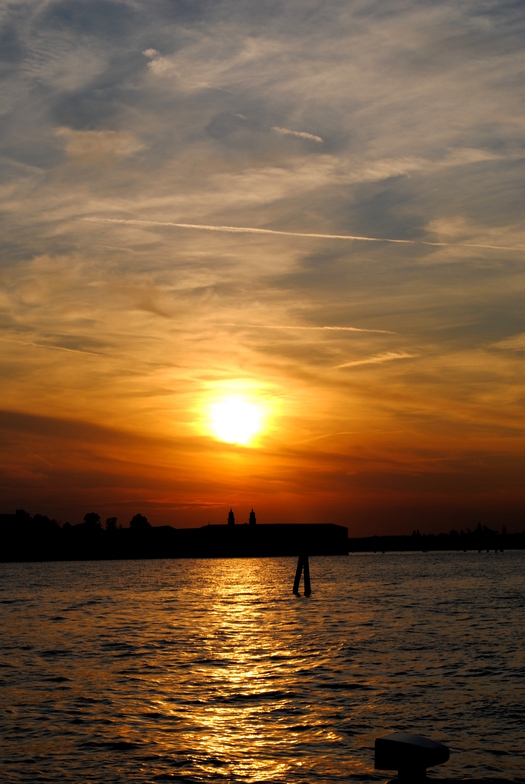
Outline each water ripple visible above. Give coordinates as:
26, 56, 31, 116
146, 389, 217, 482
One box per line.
1, 553, 524, 783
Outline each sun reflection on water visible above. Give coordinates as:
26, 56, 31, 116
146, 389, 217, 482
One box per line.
152, 558, 349, 782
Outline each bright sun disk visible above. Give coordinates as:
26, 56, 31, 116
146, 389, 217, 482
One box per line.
211, 397, 263, 445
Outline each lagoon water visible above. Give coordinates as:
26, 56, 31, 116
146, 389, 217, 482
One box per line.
1, 553, 524, 783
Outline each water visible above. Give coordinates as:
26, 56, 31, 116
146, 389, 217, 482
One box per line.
1, 553, 524, 783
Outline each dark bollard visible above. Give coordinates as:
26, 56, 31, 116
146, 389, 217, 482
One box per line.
293, 555, 302, 594
293, 554, 311, 596
375, 732, 450, 783
303, 555, 311, 596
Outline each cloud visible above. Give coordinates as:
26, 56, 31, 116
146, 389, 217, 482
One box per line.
0, 336, 105, 357
336, 352, 417, 369
125, 498, 226, 509
424, 217, 525, 252
143, 48, 179, 77
223, 323, 394, 334
271, 126, 323, 143
492, 333, 525, 352
56, 128, 145, 159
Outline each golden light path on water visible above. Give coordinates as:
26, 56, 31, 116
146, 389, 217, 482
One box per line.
148, 558, 352, 782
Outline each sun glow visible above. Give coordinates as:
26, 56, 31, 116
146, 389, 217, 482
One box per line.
211, 396, 263, 445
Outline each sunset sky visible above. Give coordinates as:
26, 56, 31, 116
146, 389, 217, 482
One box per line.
1, 0, 524, 533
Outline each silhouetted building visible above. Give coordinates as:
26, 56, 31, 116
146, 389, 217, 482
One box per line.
227, 509, 235, 526
249, 509, 256, 526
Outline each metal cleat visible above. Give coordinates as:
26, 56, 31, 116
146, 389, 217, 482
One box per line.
375, 732, 450, 783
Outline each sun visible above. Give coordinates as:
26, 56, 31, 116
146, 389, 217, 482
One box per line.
211, 396, 263, 445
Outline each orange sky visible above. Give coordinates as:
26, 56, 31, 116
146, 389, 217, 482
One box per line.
1, 1, 524, 533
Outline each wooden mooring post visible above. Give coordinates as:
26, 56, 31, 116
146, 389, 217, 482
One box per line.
293, 554, 311, 596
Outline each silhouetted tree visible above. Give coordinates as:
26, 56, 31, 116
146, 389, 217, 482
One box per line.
83, 512, 101, 528
130, 513, 151, 532
33, 514, 60, 534
249, 509, 256, 526
227, 509, 235, 526
106, 516, 117, 532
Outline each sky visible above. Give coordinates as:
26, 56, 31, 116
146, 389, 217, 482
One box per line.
1, 0, 524, 534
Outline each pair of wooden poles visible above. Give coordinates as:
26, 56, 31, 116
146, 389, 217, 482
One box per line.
293, 554, 311, 596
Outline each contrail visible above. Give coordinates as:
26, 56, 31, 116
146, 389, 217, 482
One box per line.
223, 323, 394, 334
84, 217, 412, 244
421, 240, 524, 252
336, 351, 417, 368
0, 335, 103, 356
29, 451, 54, 468
84, 217, 525, 252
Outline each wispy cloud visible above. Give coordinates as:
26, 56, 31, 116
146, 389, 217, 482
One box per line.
223, 323, 394, 334
56, 128, 145, 159
0, 336, 104, 357
29, 451, 54, 468
421, 240, 525, 252
336, 352, 417, 369
492, 333, 525, 351
271, 126, 323, 143
119, 498, 225, 508
143, 48, 180, 77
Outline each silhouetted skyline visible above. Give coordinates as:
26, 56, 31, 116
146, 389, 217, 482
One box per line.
2, 508, 522, 563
